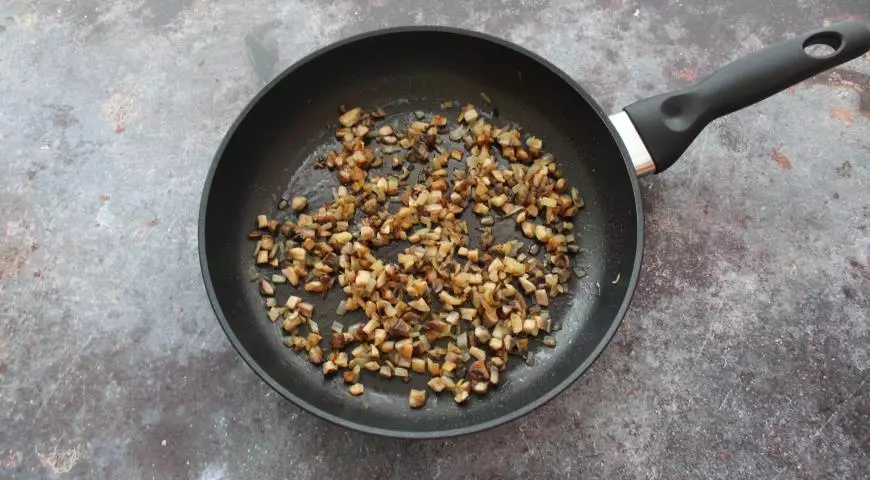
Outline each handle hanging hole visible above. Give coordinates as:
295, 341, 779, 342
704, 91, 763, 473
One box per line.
803, 32, 843, 58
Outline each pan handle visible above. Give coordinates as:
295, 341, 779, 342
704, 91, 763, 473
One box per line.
619, 20, 870, 174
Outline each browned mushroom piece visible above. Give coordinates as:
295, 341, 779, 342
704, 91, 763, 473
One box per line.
409, 389, 427, 408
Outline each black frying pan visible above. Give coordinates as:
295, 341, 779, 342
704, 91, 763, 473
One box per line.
200, 22, 870, 438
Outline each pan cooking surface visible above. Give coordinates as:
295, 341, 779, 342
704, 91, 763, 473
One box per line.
200, 28, 643, 437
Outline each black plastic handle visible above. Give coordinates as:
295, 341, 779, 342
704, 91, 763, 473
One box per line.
623, 21, 870, 173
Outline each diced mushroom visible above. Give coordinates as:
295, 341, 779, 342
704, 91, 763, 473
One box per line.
364, 361, 380, 372
339, 108, 362, 127
515, 277, 534, 295
521, 222, 535, 238
535, 289, 549, 306
256, 250, 269, 265
504, 257, 525, 276
411, 357, 426, 373
409, 389, 427, 408
427, 377, 447, 393
409, 298, 430, 312
297, 302, 314, 318
322, 361, 338, 375
308, 346, 323, 364
462, 108, 479, 123
469, 346, 486, 361
285, 295, 303, 309
291, 196, 308, 212
304, 281, 326, 293
348, 383, 365, 395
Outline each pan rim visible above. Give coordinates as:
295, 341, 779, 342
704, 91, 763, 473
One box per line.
198, 25, 645, 439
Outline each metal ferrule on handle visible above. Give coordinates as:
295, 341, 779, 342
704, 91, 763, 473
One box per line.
609, 112, 655, 177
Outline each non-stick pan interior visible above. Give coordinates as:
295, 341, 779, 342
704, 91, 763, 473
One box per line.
201, 28, 641, 437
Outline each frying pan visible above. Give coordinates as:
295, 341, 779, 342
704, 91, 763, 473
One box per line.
200, 21, 870, 438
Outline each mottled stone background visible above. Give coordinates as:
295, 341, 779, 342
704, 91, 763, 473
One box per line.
0, 0, 867, 478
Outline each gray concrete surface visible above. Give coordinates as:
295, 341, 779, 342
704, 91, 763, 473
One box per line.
1, 0, 868, 478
